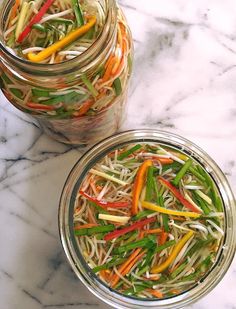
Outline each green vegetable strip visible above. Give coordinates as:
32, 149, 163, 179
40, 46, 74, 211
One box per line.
81, 74, 98, 97
132, 209, 154, 221
152, 177, 170, 232
49, 18, 74, 25
1, 73, 23, 98
189, 167, 205, 182
32, 24, 47, 33
89, 201, 109, 214
122, 231, 139, 245
154, 240, 176, 254
113, 77, 122, 96
171, 260, 188, 278
74, 224, 114, 236
116, 231, 137, 243
145, 166, 154, 201
180, 271, 200, 282
197, 167, 223, 211
137, 265, 149, 276
40, 91, 84, 105
124, 285, 146, 295
117, 144, 142, 160
137, 248, 155, 275
192, 191, 210, 215
114, 238, 150, 254
196, 254, 212, 272
92, 257, 126, 273
71, 0, 84, 27
188, 239, 212, 257
172, 159, 192, 186
32, 88, 50, 97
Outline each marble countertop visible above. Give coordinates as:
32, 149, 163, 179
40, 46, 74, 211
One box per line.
0, 0, 235, 308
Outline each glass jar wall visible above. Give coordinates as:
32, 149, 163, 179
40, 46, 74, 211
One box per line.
0, 0, 133, 145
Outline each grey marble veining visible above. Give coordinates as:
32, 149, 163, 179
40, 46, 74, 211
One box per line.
0, 1, 235, 308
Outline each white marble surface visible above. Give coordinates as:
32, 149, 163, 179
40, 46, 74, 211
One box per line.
0, 0, 236, 308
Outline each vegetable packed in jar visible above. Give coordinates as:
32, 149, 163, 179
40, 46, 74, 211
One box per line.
0, 0, 133, 145
73, 142, 225, 299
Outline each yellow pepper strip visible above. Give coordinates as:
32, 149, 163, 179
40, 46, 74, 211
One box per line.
27, 16, 96, 62
141, 201, 201, 219
151, 230, 194, 274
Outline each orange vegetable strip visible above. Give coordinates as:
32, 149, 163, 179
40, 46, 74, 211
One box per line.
132, 159, 153, 215
9, 0, 20, 24
74, 223, 98, 230
73, 99, 94, 117
143, 228, 162, 235
159, 231, 168, 246
147, 289, 163, 298
111, 248, 144, 288
26, 102, 55, 111
111, 48, 122, 75
111, 248, 142, 287
121, 251, 145, 276
155, 158, 174, 165
102, 56, 116, 82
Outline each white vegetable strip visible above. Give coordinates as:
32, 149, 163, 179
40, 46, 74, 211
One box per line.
184, 192, 203, 213
98, 214, 130, 224
89, 169, 128, 186
196, 190, 212, 205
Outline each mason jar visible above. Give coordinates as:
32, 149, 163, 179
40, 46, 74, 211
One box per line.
59, 129, 236, 309
0, 0, 133, 145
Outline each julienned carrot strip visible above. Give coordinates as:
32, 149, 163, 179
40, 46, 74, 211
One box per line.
158, 177, 202, 214
147, 289, 163, 298
80, 190, 130, 209
73, 99, 94, 117
102, 56, 116, 82
171, 216, 186, 222
143, 228, 162, 235
74, 223, 98, 230
26, 102, 55, 111
111, 48, 122, 75
132, 160, 153, 215
9, 0, 20, 24
159, 231, 168, 246
117, 23, 123, 48
111, 38, 128, 77
100, 269, 111, 282
105, 53, 115, 69
18, 0, 56, 43
121, 251, 145, 276
170, 289, 181, 295
111, 248, 142, 287
154, 158, 174, 165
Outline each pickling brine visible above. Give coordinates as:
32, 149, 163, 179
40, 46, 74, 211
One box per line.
0, 0, 133, 145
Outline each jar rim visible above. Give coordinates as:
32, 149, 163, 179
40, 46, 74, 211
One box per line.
0, 0, 117, 76
59, 129, 236, 309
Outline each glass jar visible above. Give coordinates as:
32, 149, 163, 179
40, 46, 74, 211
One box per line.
59, 129, 236, 309
0, 0, 133, 145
